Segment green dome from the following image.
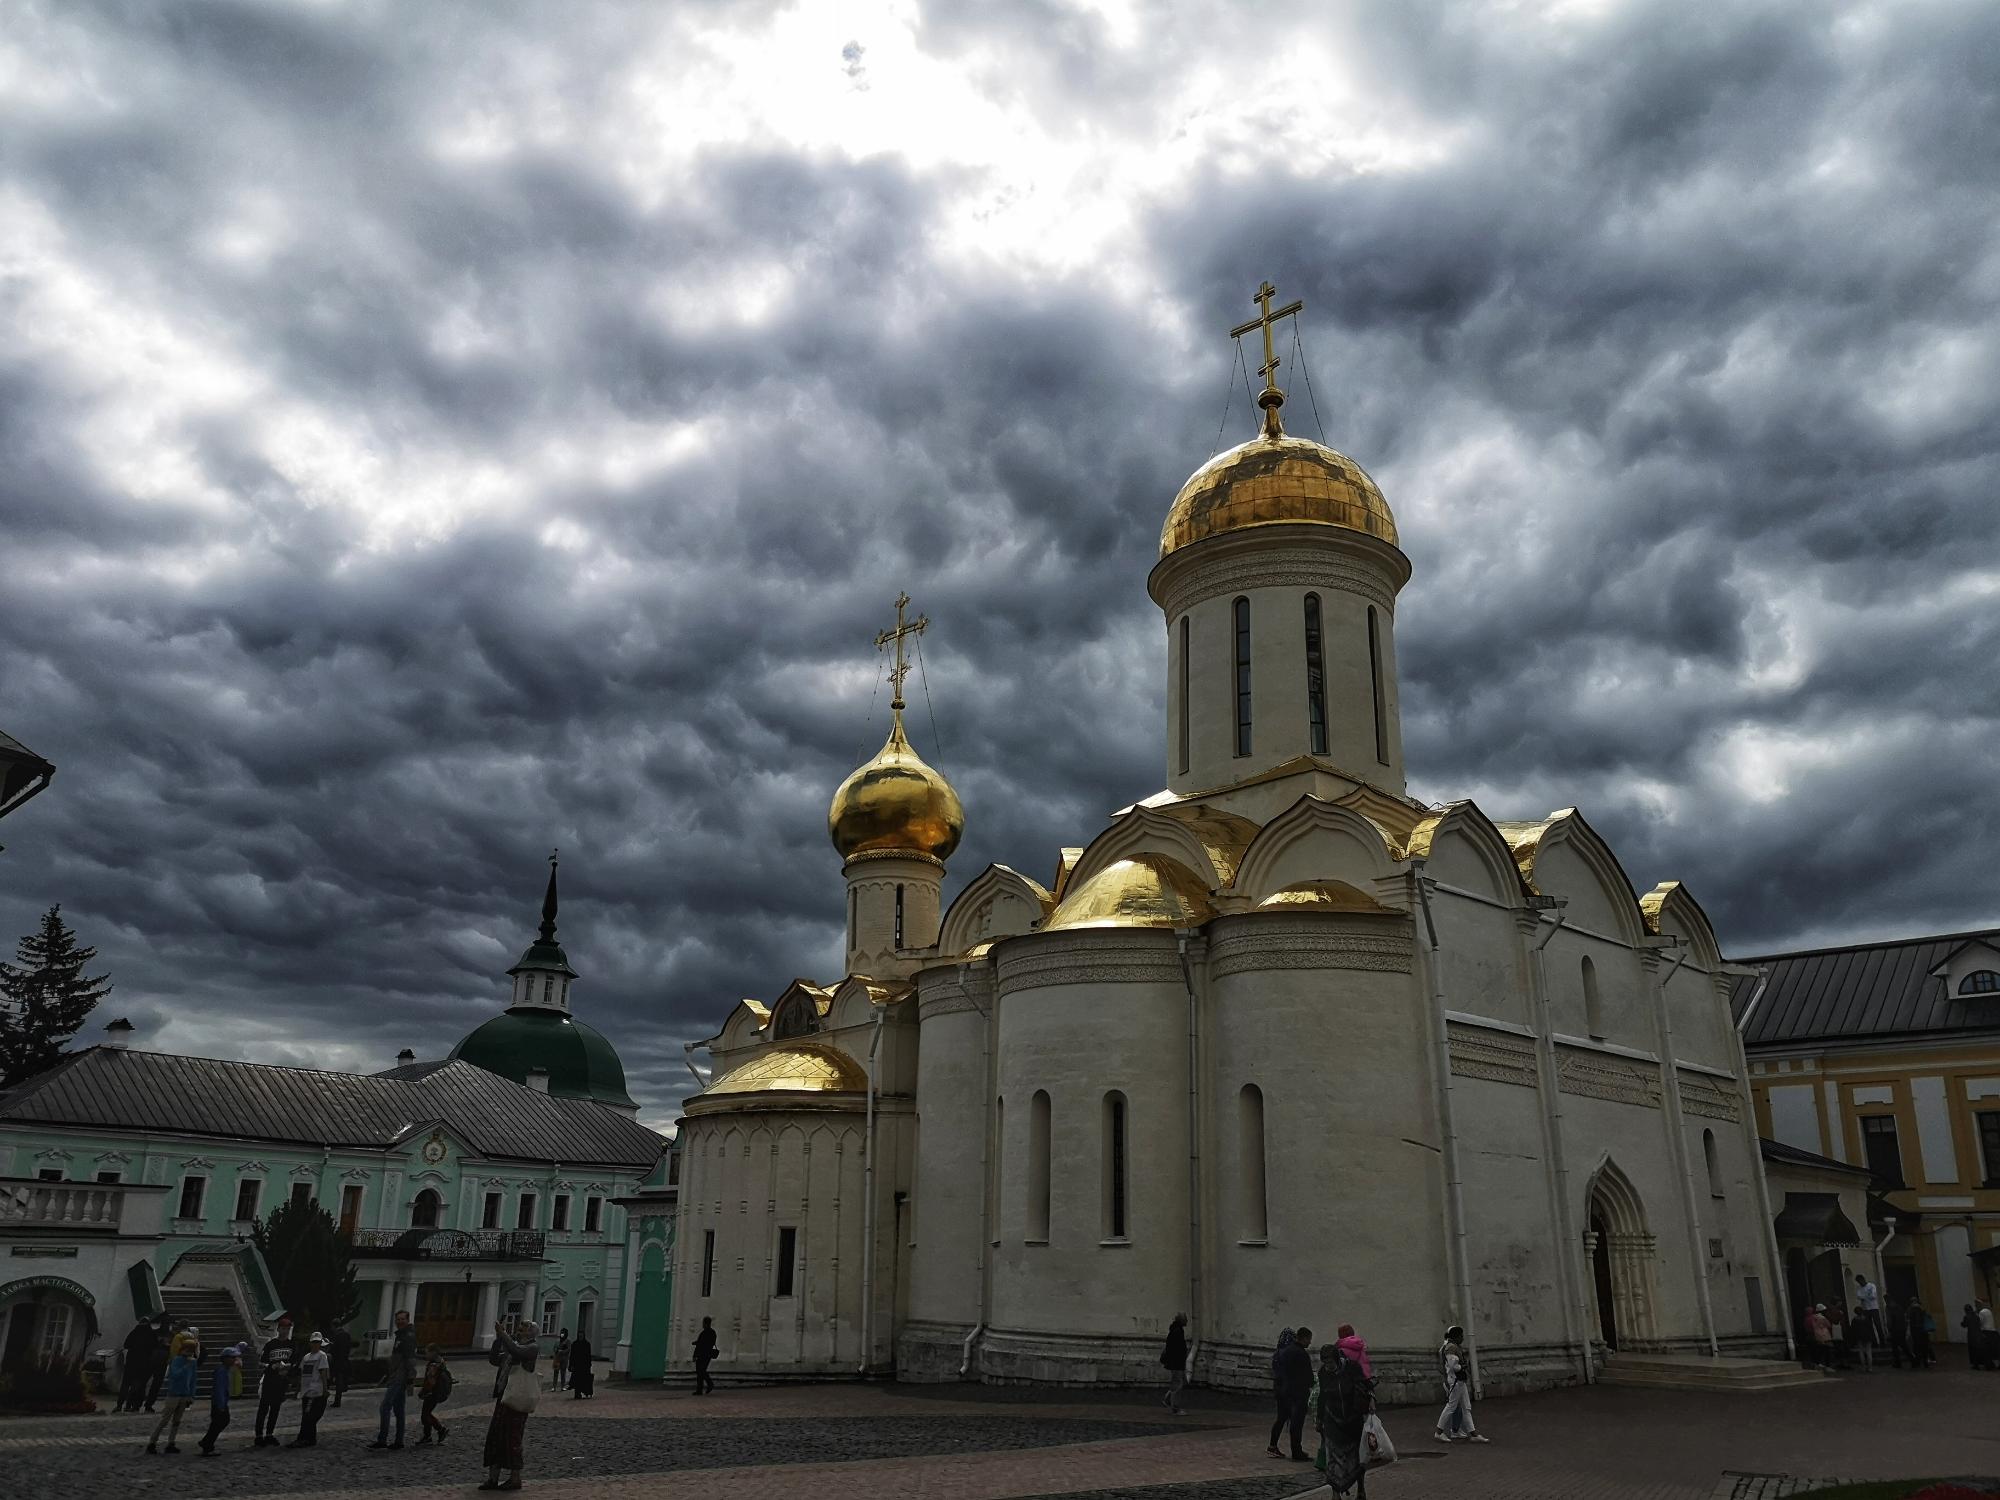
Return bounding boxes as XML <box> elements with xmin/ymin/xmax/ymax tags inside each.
<box><xmin>450</xmin><ymin>1008</ymin><xmax>636</xmax><ymax>1111</ymax></box>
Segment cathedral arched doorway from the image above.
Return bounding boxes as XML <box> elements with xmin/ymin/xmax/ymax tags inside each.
<box><xmin>1584</xmin><ymin>1159</ymin><xmax>1659</xmax><ymax>1350</ymax></box>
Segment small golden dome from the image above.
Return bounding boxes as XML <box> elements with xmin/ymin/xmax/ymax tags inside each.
<box><xmin>1042</xmin><ymin>854</ymin><xmax>1215</xmax><ymax>932</ymax></box>
<box><xmin>828</xmin><ymin>713</ymin><xmax>965</xmax><ymax>862</ymax></box>
<box><xmin>1256</xmin><ymin>879</ymin><xmax>1390</xmax><ymax>913</ymax></box>
<box><xmin>1160</xmin><ymin>433</ymin><xmax>1397</xmax><ymax>560</ymax></box>
<box><xmin>703</xmin><ymin>1041</ymin><xmax>866</xmax><ymax>1096</ymax></box>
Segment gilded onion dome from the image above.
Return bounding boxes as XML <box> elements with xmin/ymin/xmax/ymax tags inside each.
<box><xmin>1159</xmin><ymin>432</ymin><xmax>1397</xmax><ymax>560</ymax></box>
<box><xmin>828</xmin><ymin>711</ymin><xmax>965</xmax><ymax>863</ymax></box>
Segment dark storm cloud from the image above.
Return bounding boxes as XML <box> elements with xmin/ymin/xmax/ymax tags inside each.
<box><xmin>2</xmin><ymin>0</ymin><xmax>1996</xmax><ymax>1123</ymax></box>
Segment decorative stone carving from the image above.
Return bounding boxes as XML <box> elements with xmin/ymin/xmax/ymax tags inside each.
<box><xmin>1209</xmin><ymin>926</ymin><xmax>1412</xmax><ymax>978</ymax></box>
<box><xmin>1677</xmin><ymin>1075</ymin><xmax>1742</xmax><ymax>1122</ymax></box>
<box><xmin>1557</xmin><ymin>1050</ymin><xmax>1662</xmax><ymax>1109</ymax></box>
<box><xmin>1448</xmin><ymin>1025</ymin><xmax>1538</xmax><ymax>1088</ymax></box>
<box><xmin>997</xmin><ymin>934</ymin><xmax>1183</xmax><ymax>992</ymax></box>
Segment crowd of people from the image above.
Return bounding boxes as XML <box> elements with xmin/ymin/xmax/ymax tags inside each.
<box><xmin>115</xmin><ymin>1306</ymin><xmax>608</xmax><ymax>1490</ymax></box>
<box><xmin>1162</xmin><ymin>1314</ymin><xmax>1484</xmax><ymax>1499</ymax></box>
<box><xmin>1801</xmin><ymin>1275</ymin><xmax>2000</xmax><ymax>1373</ymax></box>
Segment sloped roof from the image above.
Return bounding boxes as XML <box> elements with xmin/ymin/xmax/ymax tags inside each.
<box><xmin>1733</xmin><ymin>927</ymin><xmax>2000</xmax><ymax>1048</ymax></box>
<box><xmin>0</xmin><ymin>1048</ymin><xmax>662</xmax><ymax>1169</ymax></box>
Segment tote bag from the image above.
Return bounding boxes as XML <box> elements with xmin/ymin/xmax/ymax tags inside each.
<box><xmin>501</xmin><ymin>1361</ymin><xmax>540</xmax><ymax>1415</ymax></box>
<box><xmin>1362</xmin><ymin>1413</ymin><xmax>1397</xmax><ymax>1468</ymax></box>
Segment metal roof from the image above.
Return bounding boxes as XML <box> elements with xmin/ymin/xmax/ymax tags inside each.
<box><xmin>0</xmin><ymin>1048</ymin><xmax>662</xmax><ymax>1170</ymax></box>
<box><xmin>1732</xmin><ymin>927</ymin><xmax>2000</xmax><ymax>1048</ymax></box>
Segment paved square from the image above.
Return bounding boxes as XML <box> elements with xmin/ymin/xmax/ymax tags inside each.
<box><xmin>4</xmin><ymin>1365</ymin><xmax>1997</xmax><ymax>1499</ymax></box>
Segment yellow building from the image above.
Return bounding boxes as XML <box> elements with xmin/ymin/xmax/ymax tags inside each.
<box><xmin>1737</xmin><ymin>929</ymin><xmax>2000</xmax><ymax>1342</ymax></box>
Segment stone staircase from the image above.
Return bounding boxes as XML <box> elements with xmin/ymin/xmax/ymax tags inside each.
<box><xmin>1599</xmin><ymin>1351</ymin><xmax>1829</xmax><ymax>1393</ymax></box>
<box><xmin>160</xmin><ymin>1285</ymin><xmax>258</xmax><ymax>1395</ymax></box>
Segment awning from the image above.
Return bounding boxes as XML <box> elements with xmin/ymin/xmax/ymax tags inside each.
<box><xmin>1774</xmin><ymin>1191</ymin><xmax>1862</xmax><ymax>1247</ymax></box>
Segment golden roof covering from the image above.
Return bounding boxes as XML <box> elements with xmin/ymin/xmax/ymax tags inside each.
<box><xmin>1257</xmin><ymin>879</ymin><xmax>1390</xmax><ymax>913</ymax></box>
<box><xmin>703</xmin><ymin>1042</ymin><xmax>867</xmax><ymax>1097</ymax></box>
<box><xmin>1042</xmin><ymin>854</ymin><xmax>1215</xmax><ymax>932</ymax></box>
<box><xmin>828</xmin><ymin>711</ymin><xmax>965</xmax><ymax>862</ymax></box>
<box><xmin>1160</xmin><ymin>434</ymin><xmax>1397</xmax><ymax>560</ymax></box>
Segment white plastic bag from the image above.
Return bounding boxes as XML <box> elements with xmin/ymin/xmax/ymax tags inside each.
<box><xmin>1362</xmin><ymin>1412</ymin><xmax>1397</xmax><ymax>1468</ymax></box>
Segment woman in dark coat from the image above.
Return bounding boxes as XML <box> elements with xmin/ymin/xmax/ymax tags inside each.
<box><xmin>568</xmin><ymin>1333</ymin><xmax>593</xmax><ymax>1398</ymax></box>
<box><xmin>481</xmin><ymin>1320</ymin><xmax>538</xmax><ymax>1491</ymax></box>
<box><xmin>1316</xmin><ymin>1340</ymin><xmax>1376</xmax><ymax>1498</ymax></box>
<box><xmin>1907</xmin><ymin>1297</ymin><xmax>1935</xmax><ymax>1367</ymax></box>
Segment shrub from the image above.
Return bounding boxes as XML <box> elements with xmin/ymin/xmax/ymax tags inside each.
<box><xmin>0</xmin><ymin>1356</ymin><xmax>97</xmax><ymax>1414</ymax></box>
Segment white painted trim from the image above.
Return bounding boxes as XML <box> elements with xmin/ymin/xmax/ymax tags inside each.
<box><xmin>1917</xmin><ymin>1196</ymin><xmax>1975</xmax><ymax>1209</ymax></box>
<box><xmin>1965</xmin><ymin>1078</ymin><xmax>2000</xmax><ymax>1100</ymax></box>
<box><xmin>1910</xmin><ymin>1076</ymin><xmax>1960</xmax><ymax>1184</ymax></box>
<box><xmin>1822</xmin><ymin>1081</ymin><xmax>1848</xmax><ymax>1162</ymax></box>
<box><xmin>1850</xmin><ymin>1085</ymin><xmax>1894</xmax><ymax>1106</ymax></box>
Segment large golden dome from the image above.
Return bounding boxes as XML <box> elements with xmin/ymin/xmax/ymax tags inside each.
<box><xmin>828</xmin><ymin>712</ymin><xmax>965</xmax><ymax>862</ymax></box>
<box><xmin>1160</xmin><ymin>433</ymin><xmax>1397</xmax><ymax>560</ymax></box>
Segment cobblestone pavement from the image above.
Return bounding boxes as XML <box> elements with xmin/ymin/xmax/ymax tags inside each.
<box><xmin>2</xmin><ymin>1364</ymin><xmax>1996</xmax><ymax>1500</ymax></box>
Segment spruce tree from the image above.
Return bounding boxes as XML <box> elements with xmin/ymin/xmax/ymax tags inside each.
<box><xmin>0</xmin><ymin>905</ymin><xmax>113</xmax><ymax>1087</ymax></box>
<box><xmin>254</xmin><ymin>1197</ymin><xmax>361</xmax><ymax>1341</ymax></box>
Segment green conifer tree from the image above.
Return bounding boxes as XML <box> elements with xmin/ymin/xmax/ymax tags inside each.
<box><xmin>253</xmin><ymin>1197</ymin><xmax>361</xmax><ymax>1343</ymax></box>
<box><xmin>0</xmin><ymin>904</ymin><xmax>113</xmax><ymax>1087</ymax></box>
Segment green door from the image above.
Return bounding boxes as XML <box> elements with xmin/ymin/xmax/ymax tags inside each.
<box><xmin>628</xmin><ymin>1241</ymin><xmax>671</xmax><ymax>1381</ymax></box>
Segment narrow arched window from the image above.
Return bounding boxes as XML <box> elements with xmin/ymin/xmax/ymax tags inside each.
<box><xmin>541</xmin><ymin>975</ymin><xmax>552</xmax><ymax>1006</ymax></box>
<box><xmin>1028</xmin><ymin>1090</ymin><xmax>1052</xmax><ymax>1242</ymax></box>
<box><xmin>1239</xmin><ymin>1084</ymin><xmax>1268</xmax><ymax>1241</ymax></box>
<box><xmin>1582</xmin><ymin>956</ymin><xmax>1604</xmax><ymax>1039</ymax></box>
<box><xmin>847</xmin><ymin>887</ymin><xmax>856</xmax><ymax>954</ymax></box>
<box><xmin>1366</xmin><ymin>605</ymin><xmax>1387</xmax><ymax>764</ymax></box>
<box><xmin>1102</xmin><ymin>1092</ymin><xmax>1128</xmax><ymax>1240</ymax></box>
<box><xmin>1233</xmin><ymin>597</ymin><xmax>1252</xmax><ymax>757</ymax></box>
<box><xmin>1177</xmin><ymin>615</ymin><xmax>1190</xmax><ymax>774</ymax></box>
<box><xmin>411</xmin><ymin>1189</ymin><xmax>441</xmax><ymax>1229</ymax></box>
<box><xmin>894</xmin><ymin>884</ymin><xmax>905</xmax><ymax>948</ymax></box>
<box><xmin>1304</xmin><ymin>594</ymin><xmax>1328</xmax><ymax>755</ymax></box>
<box><xmin>1703</xmin><ymin>1128</ymin><xmax>1724</xmax><ymax>1199</ymax></box>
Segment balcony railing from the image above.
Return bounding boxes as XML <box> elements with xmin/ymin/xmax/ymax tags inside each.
<box><xmin>1</xmin><ymin>1177</ymin><xmax>134</xmax><ymax>1230</ymax></box>
<box><xmin>349</xmin><ymin>1227</ymin><xmax>546</xmax><ymax>1261</ymax></box>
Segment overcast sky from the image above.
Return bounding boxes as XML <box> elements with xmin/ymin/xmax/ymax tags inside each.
<box><xmin>2</xmin><ymin>0</ymin><xmax>1996</xmax><ymax>1129</ymax></box>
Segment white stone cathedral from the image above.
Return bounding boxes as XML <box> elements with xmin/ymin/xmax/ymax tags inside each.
<box><xmin>668</xmin><ymin>285</ymin><xmax>1784</xmax><ymax>1397</ymax></box>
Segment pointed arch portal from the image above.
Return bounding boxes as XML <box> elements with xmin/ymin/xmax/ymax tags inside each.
<box><xmin>1583</xmin><ymin>1158</ymin><xmax>1659</xmax><ymax>1350</ymax></box>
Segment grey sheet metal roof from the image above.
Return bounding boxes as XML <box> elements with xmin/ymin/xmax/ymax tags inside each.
<box><xmin>0</xmin><ymin>1048</ymin><xmax>662</xmax><ymax>1170</ymax></box>
<box><xmin>1732</xmin><ymin>927</ymin><xmax>2000</xmax><ymax>1048</ymax></box>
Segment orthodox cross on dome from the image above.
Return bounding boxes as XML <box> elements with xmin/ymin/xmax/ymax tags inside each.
<box><xmin>874</xmin><ymin>591</ymin><xmax>929</xmax><ymax>717</ymax></box>
<box><xmin>539</xmin><ymin>848</ymin><xmax>560</xmax><ymax>942</ymax></box>
<box><xmin>1230</xmin><ymin>279</ymin><xmax>1304</xmax><ymax>438</ymax></box>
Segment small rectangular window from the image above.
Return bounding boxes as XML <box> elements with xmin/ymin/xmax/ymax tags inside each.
<box><xmin>775</xmin><ymin>1225</ymin><xmax>798</xmax><ymax>1297</ymax></box>
<box><xmin>1177</xmin><ymin>614</ymin><xmax>1190</xmax><ymax>774</ymax></box>
<box><xmin>702</xmin><ymin>1229</ymin><xmax>716</xmax><ymax>1297</ymax></box>
<box><xmin>585</xmin><ymin>1196</ymin><xmax>603</xmax><ymax>1233</ymax></box>
<box><xmin>516</xmin><ymin>1192</ymin><xmax>538</xmax><ymax>1229</ymax></box>
<box><xmin>1105</xmin><ymin>1095</ymin><xmax>1128</xmax><ymax>1240</ymax></box>
<box><xmin>1977</xmin><ymin>1110</ymin><xmax>2000</xmax><ymax>1187</ymax></box>
<box><xmin>37</xmin><ymin>1168</ymin><xmax>63</xmax><ymax>1182</ymax></box>
<box><xmin>552</xmin><ymin>1193</ymin><xmax>571</xmax><ymax>1231</ymax></box>
<box><xmin>339</xmin><ymin>1184</ymin><xmax>363</xmax><ymax>1234</ymax></box>
<box><xmin>1367</xmin><ymin>606</ymin><xmax>1387</xmax><ymax>765</ymax></box>
<box><xmin>233</xmin><ymin>1178</ymin><xmax>262</xmax><ymax>1222</ymax></box>
<box><xmin>290</xmin><ymin>1181</ymin><xmax>313</xmax><ymax>1211</ymax></box>
<box><xmin>482</xmin><ymin>1192</ymin><xmax>502</xmax><ymax>1229</ymax></box>
<box><xmin>1303</xmin><ymin>595</ymin><xmax>1328</xmax><ymax>756</ymax></box>
<box><xmin>95</xmin><ymin>1170</ymin><xmax>122</xmax><ymax>1184</ymax></box>
<box><xmin>1861</xmin><ymin>1114</ymin><xmax>1904</xmax><ymax>1187</ymax></box>
<box><xmin>178</xmin><ymin>1176</ymin><xmax>206</xmax><ymax>1220</ymax></box>
<box><xmin>894</xmin><ymin>885</ymin><xmax>905</xmax><ymax>948</ymax></box>
<box><xmin>1233</xmin><ymin>597</ymin><xmax>1252</xmax><ymax>757</ymax></box>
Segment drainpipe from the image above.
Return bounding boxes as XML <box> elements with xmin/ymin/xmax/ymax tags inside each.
<box><xmin>1528</xmin><ymin>900</ymin><xmax>1594</xmax><ymax>1383</ymax></box>
<box><xmin>1175</xmin><ymin>932</ymin><xmax>1204</xmax><ymax>1384</ymax></box>
<box><xmin>1412</xmin><ymin>866</ymin><xmax>1481</xmax><ymax>1397</ymax></box>
<box><xmin>1731</xmin><ymin>972</ymin><xmax>1796</xmax><ymax>1361</ymax></box>
<box><xmin>859</xmin><ymin>1001</ymin><xmax>887</xmax><ymax>1377</ymax></box>
<box><xmin>1650</xmin><ymin>940</ymin><xmax>1719</xmax><ymax>1358</ymax></box>
<box><xmin>962</xmin><ymin>958</ymin><xmax>994</xmax><ymax>1379</ymax></box>
<box><xmin>681</xmin><ymin>1041</ymin><xmax>708</xmax><ymax>1094</ymax></box>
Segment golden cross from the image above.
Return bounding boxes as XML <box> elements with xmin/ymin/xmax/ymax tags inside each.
<box><xmin>873</xmin><ymin>591</ymin><xmax>929</xmax><ymax>714</ymax></box>
<box><xmin>1230</xmin><ymin>279</ymin><xmax>1304</xmax><ymax>438</ymax></box>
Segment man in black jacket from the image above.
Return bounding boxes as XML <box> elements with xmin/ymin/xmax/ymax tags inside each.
<box><xmin>117</xmin><ymin>1318</ymin><xmax>157</xmax><ymax>1412</ymax></box>
<box><xmin>1159</xmin><ymin>1313</ymin><xmax>1188</xmax><ymax>1415</ymax></box>
<box><xmin>692</xmin><ymin>1318</ymin><xmax>718</xmax><ymax>1396</ymax></box>
<box><xmin>1275</xmin><ymin>1327</ymin><xmax>1315</xmax><ymax>1460</ymax></box>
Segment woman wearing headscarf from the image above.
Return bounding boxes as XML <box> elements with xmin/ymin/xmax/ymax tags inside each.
<box><xmin>1264</xmin><ymin>1328</ymin><xmax>1294</xmax><ymax>1457</ymax></box>
<box><xmin>480</xmin><ymin>1319</ymin><xmax>539</xmax><ymax>1491</ymax></box>
<box><xmin>1316</xmin><ymin>1337</ymin><xmax>1377</xmax><ymax>1498</ymax></box>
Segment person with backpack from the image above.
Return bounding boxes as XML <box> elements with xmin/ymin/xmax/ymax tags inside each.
<box><xmin>1264</xmin><ymin>1328</ymin><xmax>1295</xmax><ymax>1456</ymax></box>
<box><xmin>481</xmin><ymin>1318</ymin><xmax>540</xmax><ymax>1492</ymax></box>
<box><xmin>418</xmin><ymin>1345</ymin><xmax>455</xmax><ymax>1443</ymax></box>
<box><xmin>1159</xmin><ymin>1312</ymin><xmax>1188</xmax><ymax>1415</ymax></box>
<box><xmin>1273</xmin><ymin>1326</ymin><xmax>1315</xmax><ymax>1460</ymax></box>
<box><xmin>1317</xmin><ymin>1337</ymin><xmax>1378</xmax><ymax>1498</ymax></box>
<box><xmin>1434</xmin><ymin>1325</ymin><xmax>1488</xmax><ymax>1442</ymax></box>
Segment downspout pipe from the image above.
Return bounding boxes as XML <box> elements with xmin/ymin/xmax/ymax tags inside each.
<box><xmin>1176</xmin><ymin>932</ymin><xmax>1203</xmax><ymax>1385</ymax></box>
<box><xmin>961</xmin><ymin>958</ymin><xmax>994</xmax><ymax>1380</ymax></box>
<box><xmin>1649</xmin><ymin>939</ymin><xmax>1719</xmax><ymax>1358</ymax></box>
<box><xmin>1731</xmin><ymin>971</ymin><xmax>1796</xmax><ymax>1361</ymax></box>
<box><xmin>1412</xmin><ymin>866</ymin><xmax>1481</xmax><ymax>1398</ymax></box>
<box><xmin>1528</xmin><ymin>900</ymin><xmax>1594</xmax><ymax>1383</ymax></box>
<box><xmin>859</xmin><ymin>1001</ymin><xmax>887</xmax><ymax>1377</ymax></box>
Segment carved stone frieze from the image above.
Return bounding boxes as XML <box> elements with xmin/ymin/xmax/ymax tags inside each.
<box><xmin>1677</xmin><ymin>1075</ymin><xmax>1743</xmax><ymax>1122</ymax></box>
<box><xmin>1557</xmin><ymin>1048</ymin><xmax>1662</xmax><ymax>1108</ymax></box>
<box><xmin>1447</xmin><ymin>1024</ymin><xmax>1538</xmax><ymax>1088</ymax></box>
<box><xmin>1209</xmin><ymin>926</ymin><xmax>1412</xmax><ymax>978</ymax></box>
<box><xmin>997</xmin><ymin>934</ymin><xmax>1183</xmax><ymax>992</ymax></box>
